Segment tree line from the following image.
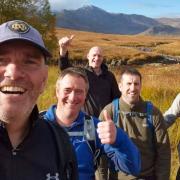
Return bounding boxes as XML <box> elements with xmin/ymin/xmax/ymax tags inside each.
<box><xmin>0</xmin><ymin>0</ymin><xmax>58</xmax><ymax>60</ymax></box>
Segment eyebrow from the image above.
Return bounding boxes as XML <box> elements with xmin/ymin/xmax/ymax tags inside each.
<box><xmin>24</xmin><ymin>49</ymin><xmax>43</xmax><ymax>58</ymax></box>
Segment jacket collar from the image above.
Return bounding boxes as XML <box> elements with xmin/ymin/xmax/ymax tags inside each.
<box><xmin>45</xmin><ymin>105</ymin><xmax>85</xmax><ymax>128</ymax></box>
<box><xmin>86</xmin><ymin>63</ymin><xmax>108</xmax><ymax>75</ymax></box>
<box><xmin>120</xmin><ymin>97</ymin><xmax>145</xmax><ymax>111</ymax></box>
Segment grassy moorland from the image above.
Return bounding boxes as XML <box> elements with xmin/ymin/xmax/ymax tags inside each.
<box><xmin>38</xmin><ymin>28</ymin><xmax>180</xmax><ymax>180</ymax></box>
<box><xmin>52</xmin><ymin>28</ymin><xmax>180</xmax><ymax>64</ymax></box>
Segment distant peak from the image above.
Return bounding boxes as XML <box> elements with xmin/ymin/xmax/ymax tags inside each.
<box><xmin>82</xmin><ymin>5</ymin><xmax>94</xmax><ymax>9</ymax></box>
<box><xmin>79</xmin><ymin>5</ymin><xmax>106</xmax><ymax>12</ymax></box>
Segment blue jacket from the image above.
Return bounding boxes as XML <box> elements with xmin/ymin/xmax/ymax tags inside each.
<box><xmin>44</xmin><ymin>105</ymin><xmax>141</xmax><ymax>180</ymax></box>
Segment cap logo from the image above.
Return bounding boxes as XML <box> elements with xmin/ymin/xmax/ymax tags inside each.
<box><xmin>8</xmin><ymin>21</ymin><xmax>30</xmax><ymax>34</ymax></box>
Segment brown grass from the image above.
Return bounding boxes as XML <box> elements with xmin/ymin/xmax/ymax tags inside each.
<box><xmin>40</xmin><ymin>28</ymin><xmax>180</xmax><ymax>180</ymax></box>
<box><xmin>55</xmin><ymin>28</ymin><xmax>180</xmax><ymax>64</ymax></box>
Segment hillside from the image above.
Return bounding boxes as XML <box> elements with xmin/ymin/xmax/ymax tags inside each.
<box><xmin>140</xmin><ymin>24</ymin><xmax>180</xmax><ymax>35</ymax></box>
<box><xmin>55</xmin><ymin>5</ymin><xmax>180</xmax><ymax>35</ymax></box>
<box><xmin>157</xmin><ymin>17</ymin><xmax>180</xmax><ymax>28</ymax></box>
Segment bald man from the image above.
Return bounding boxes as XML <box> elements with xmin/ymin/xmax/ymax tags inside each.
<box><xmin>58</xmin><ymin>36</ymin><xmax>120</xmax><ymax>117</ymax></box>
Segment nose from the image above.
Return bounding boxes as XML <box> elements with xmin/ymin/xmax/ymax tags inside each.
<box><xmin>4</xmin><ymin>63</ymin><xmax>25</xmax><ymax>80</ymax></box>
<box><xmin>94</xmin><ymin>55</ymin><xmax>100</xmax><ymax>60</ymax></box>
<box><xmin>130</xmin><ymin>84</ymin><xmax>135</xmax><ymax>90</ymax></box>
<box><xmin>68</xmin><ymin>91</ymin><xmax>76</xmax><ymax>102</ymax></box>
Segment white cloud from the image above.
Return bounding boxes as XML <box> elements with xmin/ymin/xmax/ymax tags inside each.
<box><xmin>49</xmin><ymin>0</ymin><xmax>90</xmax><ymax>11</ymax></box>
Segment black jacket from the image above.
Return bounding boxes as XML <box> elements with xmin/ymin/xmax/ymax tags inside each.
<box><xmin>0</xmin><ymin>106</ymin><xmax>78</xmax><ymax>180</ymax></box>
<box><xmin>59</xmin><ymin>53</ymin><xmax>121</xmax><ymax>117</ymax></box>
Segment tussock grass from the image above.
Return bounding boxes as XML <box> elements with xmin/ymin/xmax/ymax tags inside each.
<box><xmin>54</xmin><ymin>28</ymin><xmax>180</xmax><ymax>64</ymax></box>
<box><xmin>39</xmin><ymin>28</ymin><xmax>180</xmax><ymax>179</ymax></box>
<box><xmin>38</xmin><ymin>64</ymin><xmax>180</xmax><ymax>180</ymax></box>
<box><xmin>154</xmin><ymin>41</ymin><xmax>180</xmax><ymax>56</ymax></box>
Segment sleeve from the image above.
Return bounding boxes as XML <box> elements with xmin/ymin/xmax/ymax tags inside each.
<box><xmin>164</xmin><ymin>93</ymin><xmax>180</xmax><ymax>128</ymax></box>
<box><xmin>97</xmin><ymin>106</ymin><xmax>141</xmax><ymax>176</ymax></box>
<box><xmin>58</xmin><ymin>52</ymin><xmax>72</xmax><ymax>70</ymax></box>
<box><xmin>102</xmin><ymin>128</ymin><xmax>141</xmax><ymax>176</ymax></box>
<box><xmin>153</xmin><ymin>108</ymin><xmax>171</xmax><ymax>180</ymax></box>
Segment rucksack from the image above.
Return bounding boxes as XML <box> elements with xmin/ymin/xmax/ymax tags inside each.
<box><xmin>112</xmin><ymin>98</ymin><xmax>154</xmax><ymax>135</ymax></box>
<box><xmin>68</xmin><ymin>114</ymin><xmax>101</xmax><ymax>168</ymax></box>
<box><xmin>41</xmin><ymin>111</ymin><xmax>100</xmax><ymax>168</ymax></box>
<box><xmin>39</xmin><ymin>114</ymin><xmax>78</xmax><ymax>180</ymax></box>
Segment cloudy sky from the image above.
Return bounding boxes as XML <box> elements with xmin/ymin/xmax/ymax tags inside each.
<box><xmin>49</xmin><ymin>0</ymin><xmax>180</xmax><ymax>18</ymax></box>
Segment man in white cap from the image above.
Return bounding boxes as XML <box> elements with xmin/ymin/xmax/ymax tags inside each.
<box><xmin>0</xmin><ymin>20</ymin><xmax>78</xmax><ymax>180</ymax></box>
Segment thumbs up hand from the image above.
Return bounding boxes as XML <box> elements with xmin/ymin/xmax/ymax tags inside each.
<box><xmin>97</xmin><ymin>110</ymin><xmax>117</xmax><ymax>144</ymax></box>
<box><xmin>59</xmin><ymin>35</ymin><xmax>74</xmax><ymax>56</ymax></box>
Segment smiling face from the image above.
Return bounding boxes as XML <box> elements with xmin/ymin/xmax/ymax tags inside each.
<box><xmin>0</xmin><ymin>41</ymin><xmax>48</xmax><ymax>123</ymax></box>
<box><xmin>56</xmin><ymin>74</ymin><xmax>87</xmax><ymax>120</ymax></box>
<box><xmin>119</xmin><ymin>73</ymin><xmax>142</xmax><ymax>105</ymax></box>
<box><xmin>87</xmin><ymin>46</ymin><xmax>103</xmax><ymax>70</ymax></box>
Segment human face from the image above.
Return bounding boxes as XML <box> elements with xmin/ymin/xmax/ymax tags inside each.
<box><xmin>87</xmin><ymin>47</ymin><xmax>103</xmax><ymax>70</ymax></box>
<box><xmin>56</xmin><ymin>74</ymin><xmax>87</xmax><ymax>118</ymax></box>
<box><xmin>119</xmin><ymin>74</ymin><xmax>142</xmax><ymax>105</ymax></box>
<box><xmin>0</xmin><ymin>41</ymin><xmax>48</xmax><ymax>123</ymax></box>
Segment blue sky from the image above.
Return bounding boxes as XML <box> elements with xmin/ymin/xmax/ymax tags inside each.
<box><xmin>49</xmin><ymin>0</ymin><xmax>180</xmax><ymax>18</ymax></box>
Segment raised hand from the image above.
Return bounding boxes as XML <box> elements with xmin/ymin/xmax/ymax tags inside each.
<box><xmin>97</xmin><ymin>110</ymin><xmax>117</xmax><ymax>144</ymax></box>
<box><xmin>59</xmin><ymin>35</ymin><xmax>74</xmax><ymax>56</ymax></box>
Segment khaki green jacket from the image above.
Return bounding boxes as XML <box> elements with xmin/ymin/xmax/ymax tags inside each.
<box><xmin>99</xmin><ymin>98</ymin><xmax>171</xmax><ymax>180</ymax></box>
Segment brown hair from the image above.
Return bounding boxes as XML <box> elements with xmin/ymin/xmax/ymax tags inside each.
<box><xmin>119</xmin><ymin>66</ymin><xmax>142</xmax><ymax>82</ymax></box>
<box><xmin>56</xmin><ymin>67</ymin><xmax>89</xmax><ymax>92</ymax></box>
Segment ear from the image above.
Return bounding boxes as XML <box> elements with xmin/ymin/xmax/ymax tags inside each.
<box><xmin>56</xmin><ymin>86</ymin><xmax>60</xmax><ymax>98</ymax></box>
<box><xmin>87</xmin><ymin>51</ymin><xmax>90</xmax><ymax>59</ymax></box>
<box><xmin>118</xmin><ymin>82</ymin><xmax>122</xmax><ymax>91</ymax></box>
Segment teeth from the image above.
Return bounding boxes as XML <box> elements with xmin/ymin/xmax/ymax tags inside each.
<box><xmin>0</xmin><ymin>86</ymin><xmax>25</xmax><ymax>93</ymax></box>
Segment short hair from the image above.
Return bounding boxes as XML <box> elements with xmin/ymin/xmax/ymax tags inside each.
<box><xmin>119</xmin><ymin>66</ymin><xmax>142</xmax><ymax>82</ymax></box>
<box><xmin>56</xmin><ymin>67</ymin><xmax>89</xmax><ymax>92</ymax></box>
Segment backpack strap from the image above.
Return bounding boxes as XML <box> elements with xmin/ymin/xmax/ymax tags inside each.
<box><xmin>112</xmin><ymin>98</ymin><xmax>119</xmax><ymax>124</ymax></box>
<box><xmin>67</xmin><ymin>114</ymin><xmax>100</xmax><ymax>168</ymax></box>
<box><xmin>84</xmin><ymin>114</ymin><xmax>96</xmax><ymax>141</ymax></box>
<box><xmin>84</xmin><ymin>114</ymin><xmax>101</xmax><ymax>168</ymax></box>
<box><xmin>39</xmin><ymin>110</ymin><xmax>47</xmax><ymax>117</ymax></box>
<box><xmin>112</xmin><ymin>99</ymin><xmax>155</xmax><ymax>133</ymax></box>
<box><xmin>146</xmin><ymin>101</ymin><xmax>156</xmax><ymax>151</ymax></box>
<box><xmin>146</xmin><ymin>101</ymin><xmax>154</xmax><ymax>133</ymax></box>
<box><xmin>45</xmin><ymin>120</ymin><xmax>78</xmax><ymax>180</ymax></box>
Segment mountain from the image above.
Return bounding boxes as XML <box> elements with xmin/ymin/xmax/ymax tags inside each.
<box><xmin>157</xmin><ymin>18</ymin><xmax>180</xmax><ymax>28</ymax></box>
<box><xmin>55</xmin><ymin>5</ymin><xmax>180</xmax><ymax>35</ymax></box>
<box><xmin>140</xmin><ymin>24</ymin><xmax>180</xmax><ymax>35</ymax></box>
